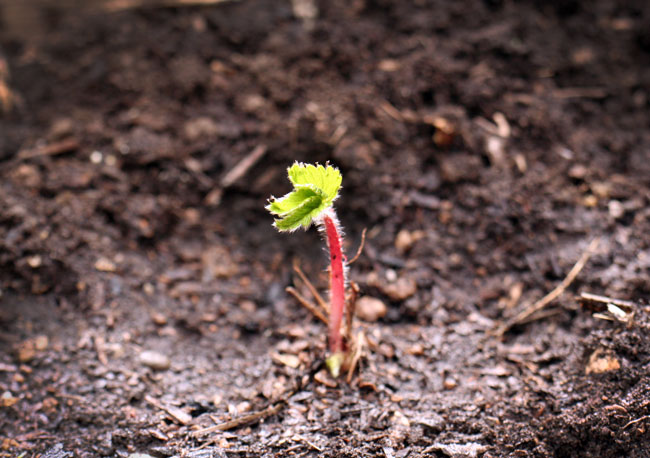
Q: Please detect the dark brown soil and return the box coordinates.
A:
[1,1,649,457]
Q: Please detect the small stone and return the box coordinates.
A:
[1,391,18,407]
[443,377,458,390]
[427,442,487,458]
[406,343,425,356]
[608,200,625,219]
[150,312,167,326]
[143,283,155,295]
[26,255,42,268]
[395,229,424,254]
[415,412,445,433]
[378,59,400,72]
[356,296,387,322]
[183,117,220,141]
[272,352,301,369]
[89,150,103,164]
[34,335,49,351]
[42,396,59,412]
[380,277,417,301]
[586,349,620,374]
[16,335,48,363]
[139,350,171,370]
[583,195,598,207]
[514,153,527,173]
[94,257,117,272]
[568,164,588,179]
[392,410,410,427]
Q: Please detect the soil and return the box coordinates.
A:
[1,0,650,457]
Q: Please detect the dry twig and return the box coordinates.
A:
[623,415,650,430]
[292,260,328,314]
[191,402,285,436]
[286,286,328,325]
[205,144,267,205]
[494,237,601,336]
[145,395,193,425]
[347,228,367,265]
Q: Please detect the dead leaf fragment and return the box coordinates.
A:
[314,369,337,388]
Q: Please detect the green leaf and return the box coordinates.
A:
[266,162,342,231]
[288,163,342,203]
[273,195,322,231]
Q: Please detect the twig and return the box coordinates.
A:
[145,395,193,425]
[94,334,108,365]
[104,0,237,11]
[347,228,367,265]
[221,144,267,188]
[205,144,267,205]
[553,87,608,99]
[344,281,360,340]
[579,292,636,311]
[292,260,328,314]
[15,138,79,161]
[346,331,365,383]
[191,402,285,436]
[286,287,328,325]
[494,237,600,336]
[623,415,650,430]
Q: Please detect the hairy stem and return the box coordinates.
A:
[321,210,346,355]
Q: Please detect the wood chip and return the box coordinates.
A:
[314,369,337,388]
[191,402,285,436]
[16,138,79,161]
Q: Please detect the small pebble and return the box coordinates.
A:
[380,277,417,301]
[395,229,423,253]
[608,200,625,219]
[150,312,167,326]
[356,296,387,322]
[586,349,620,374]
[139,350,171,370]
[94,257,117,272]
[443,377,458,390]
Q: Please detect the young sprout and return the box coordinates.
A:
[266,162,348,376]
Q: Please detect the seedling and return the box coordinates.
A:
[266,162,361,378]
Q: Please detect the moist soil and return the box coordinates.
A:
[1,1,649,457]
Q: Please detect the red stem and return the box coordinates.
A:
[322,213,345,355]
